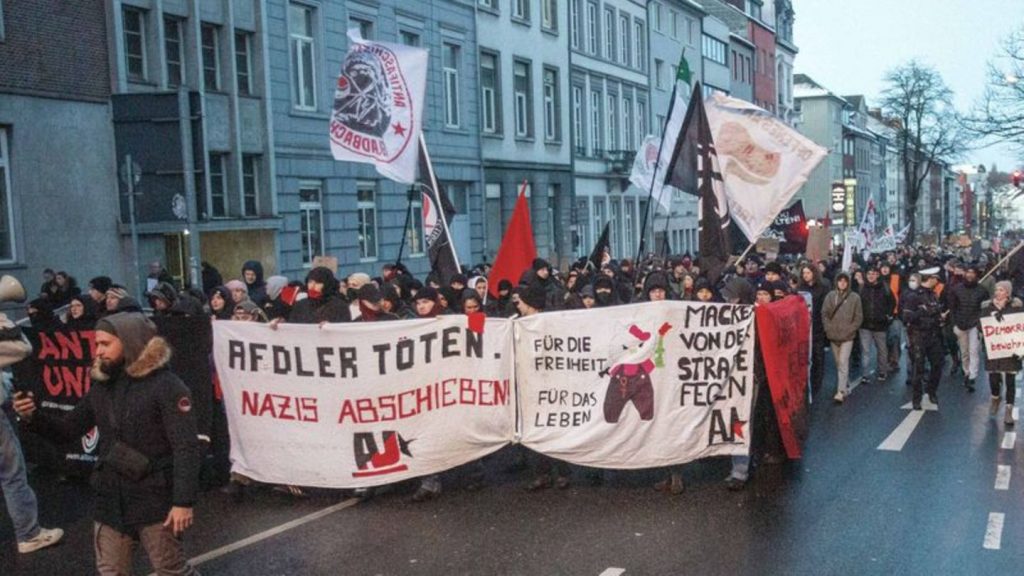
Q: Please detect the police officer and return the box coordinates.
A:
[901,268,946,410]
[13,312,202,575]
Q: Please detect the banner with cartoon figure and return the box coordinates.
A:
[516,302,756,468]
[212,316,515,489]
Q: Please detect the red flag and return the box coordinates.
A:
[488,182,536,298]
[756,295,811,459]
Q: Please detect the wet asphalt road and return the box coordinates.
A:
[2,352,1023,576]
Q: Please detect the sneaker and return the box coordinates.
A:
[1006,405,1016,427]
[912,400,922,411]
[18,527,63,554]
[965,378,976,393]
[411,486,440,503]
[723,476,746,491]
[833,391,845,404]
[928,393,938,406]
[554,476,571,490]
[876,373,889,383]
[990,396,1002,417]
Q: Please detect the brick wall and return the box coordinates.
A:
[0,0,110,101]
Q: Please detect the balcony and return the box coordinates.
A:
[606,150,636,174]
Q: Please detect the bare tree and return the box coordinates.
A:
[962,26,1024,152]
[880,61,967,242]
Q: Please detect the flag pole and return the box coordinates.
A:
[418,133,461,274]
[980,239,1024,283]
[636,52,686,265]
[395,187,415,267]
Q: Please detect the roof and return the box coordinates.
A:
[793,73,848,104]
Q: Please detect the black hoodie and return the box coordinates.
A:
[242,260,268,305]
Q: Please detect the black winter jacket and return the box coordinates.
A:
[28,337,201,531]
[288,294,351,323]
[947,281,989,331]
[859,281,896,332]
[901,288,943,336]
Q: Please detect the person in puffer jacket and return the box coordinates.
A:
[858,267,896,383]
[946,264,989,391]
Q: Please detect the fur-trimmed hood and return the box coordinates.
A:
[92,336,172,382]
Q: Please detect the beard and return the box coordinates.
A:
[99,356,125,374]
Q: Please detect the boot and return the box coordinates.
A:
[990,396,1001,417]
[1006,405,1016,427]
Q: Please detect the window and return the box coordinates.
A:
[546,186,559,253]
[637,99,647,145]
[479,0,497,8]
[624,198,635,256]
[480,52,500,134]
[634,20,646,70]
[590,89,602,154]
[671,10,678,39]
[542,0,557,30]
[235,32,253,95]
[687,18,695,45]
[443,43,460,128]
[623,96,633,151]
[350,17,373,40]
[201,24,220,90]
[357,183,378,260]
[0,129,14,261]
[123,8,147,81]
[654,59,664,89]
[514,60,532,137]
[208,153,227,218]
[603,8,614,60]
[485,184,502,257]
[289,3,316,110]
[0,0,5,42]
[593,199,606,249]
[653,3,662,32]
[606,93,617,150]
[513,0,530,21]
[407,191,425,256]
[619,15,629,64]
[702,34,727,65]
[586,3,598,54]
[241,155,259,216]
[570,0,580,48]
[299,182,324,267]
[399,30,420,47]
[656,113,665,134]
[572,86,585,153]
[543,68,560,141]
[165,18,184,87]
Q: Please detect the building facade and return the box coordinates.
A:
[569,0,651,260]
[270,0,484,279]
[772,0,796,125]
[792,73,845,222]
[478,0,573,266]
[0,0,127,293]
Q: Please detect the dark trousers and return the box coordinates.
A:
[990,373,1017,405]
[909,334,944,402]
[810,335,826,394]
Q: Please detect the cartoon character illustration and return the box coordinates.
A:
[333,50,393,137]
[601,322,672,423]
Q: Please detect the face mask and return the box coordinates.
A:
[909,281,920,290]
[308,287,323,299]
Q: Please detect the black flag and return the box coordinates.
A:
[417,134,461,284]
[588,222,611,270]
[664,83,731,284]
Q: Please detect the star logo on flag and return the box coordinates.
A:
[732,419,747,440]
[392,122,406,137]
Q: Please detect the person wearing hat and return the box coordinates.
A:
[88,276,114,310]
[105,285,130,315]
[224,280,249,306]
[14,312,202,573]
[147,281,179,316]
[981,281,1022,425]
[799,264,832,395]
[285,267,350,325]
[232,300,268,323]
[822,272,863,404]
[901,268,946,409]
[946,264,990,392]
[515,282,548,317]
[353,283,398,322]
[644,272,670,302]
[858,267,896,384]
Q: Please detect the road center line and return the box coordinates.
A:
[1001,432,1016,450]
[995,465,1012,490]
[983,512,1005,550]
[175,498,359,571]
[878,410,925,451]
[599,569,626,576]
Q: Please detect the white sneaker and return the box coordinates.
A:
[18,527,63,553]
[833,391,845,404]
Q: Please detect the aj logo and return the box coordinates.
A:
[81,426,99,454]
[352,431,414,478]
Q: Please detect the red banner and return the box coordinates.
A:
[755,295,810,459]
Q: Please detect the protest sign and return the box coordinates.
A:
[806,226,830,262]
[212,316,515,488]
[516,302,755,468]
[980,311,1024,360]
[756,295,810,458]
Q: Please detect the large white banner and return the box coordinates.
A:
[329,29,427,184]
[704,93,828,243]
[212,317,515,488]
[517,302,756,468]
[981,311,1024,360]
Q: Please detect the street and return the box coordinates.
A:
[2,354,1023,576]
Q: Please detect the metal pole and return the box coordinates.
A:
[125,154,143,302]
[395,187,415,267]
[980,239,1024,284]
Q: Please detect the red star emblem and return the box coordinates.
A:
[392,122,406,136]
[732,419,747,440]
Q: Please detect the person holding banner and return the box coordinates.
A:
[286,267,350,324]
[981,281,1022,426]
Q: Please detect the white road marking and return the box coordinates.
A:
[995,465,1012,491]
[899,398,938,411]
[1001,432,1016,450]
[878,411,925,451]
[167,498,360,572]
[600,569,626,576]
[983,512,1005,550]
[1014,406,1019,421]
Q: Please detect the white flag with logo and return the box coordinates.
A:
[704,93,828,243]
[329,29,427,184]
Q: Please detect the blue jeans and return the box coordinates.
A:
[1,412,41,542]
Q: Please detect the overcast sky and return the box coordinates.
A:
[794,0,1022,171]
